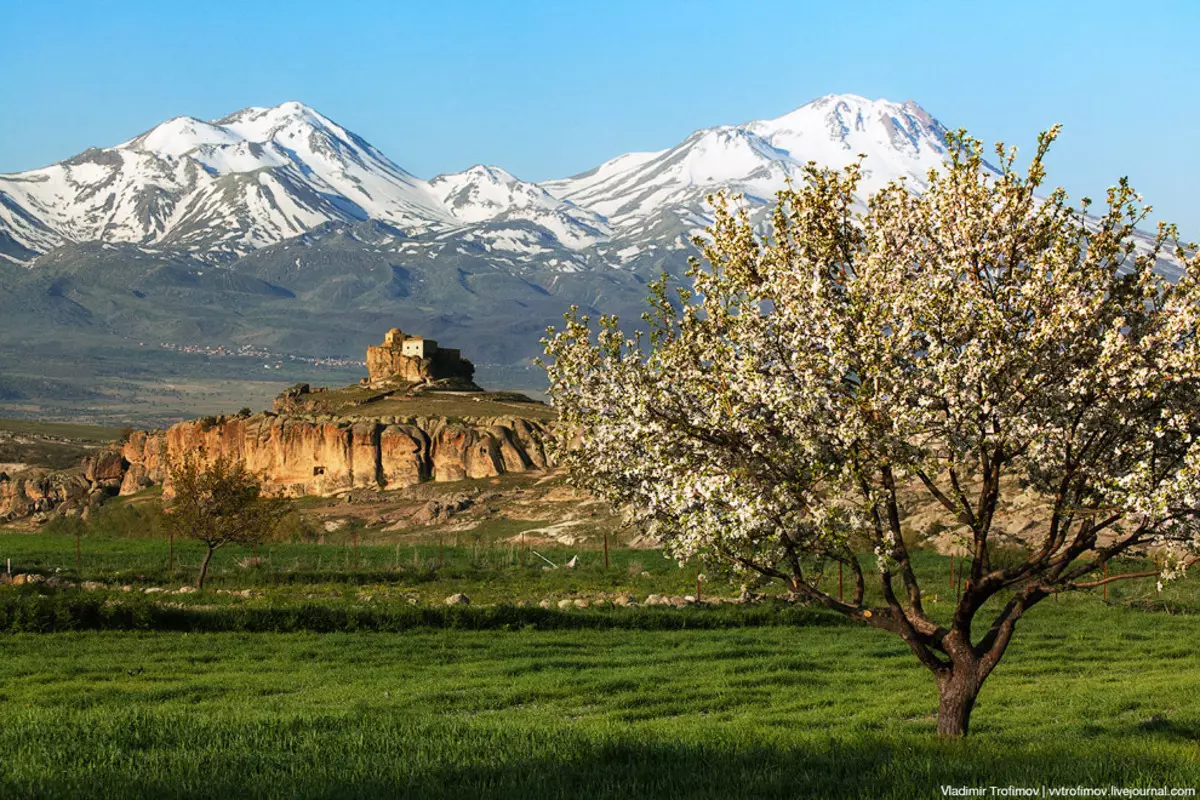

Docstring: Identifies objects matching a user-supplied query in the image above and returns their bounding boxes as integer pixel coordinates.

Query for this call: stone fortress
[365,328,475,386]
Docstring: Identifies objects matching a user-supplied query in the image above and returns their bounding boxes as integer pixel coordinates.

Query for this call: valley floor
[0,601,1197,798]
[1,511,1197,799]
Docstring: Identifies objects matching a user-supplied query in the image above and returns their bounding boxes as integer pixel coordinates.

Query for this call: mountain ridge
[0,94,961,267]
[1,92,1090,409]
[2,94,1184,423]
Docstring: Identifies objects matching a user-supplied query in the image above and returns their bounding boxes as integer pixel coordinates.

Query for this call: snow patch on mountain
[431,164,613,248]
[540,94,974,241]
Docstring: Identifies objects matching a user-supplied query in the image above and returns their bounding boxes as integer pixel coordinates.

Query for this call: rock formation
[0,450,129,522]
[117,412,551,499]
[365,328,475,386]
[2,411,552,522]
[1,330,548,522]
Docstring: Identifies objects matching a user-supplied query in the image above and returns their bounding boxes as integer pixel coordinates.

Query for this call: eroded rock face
[119,413,553,499]
[1,412,553,521]
[380,424,430,487]
[0,464,111,522]
[83,450,128,489]
[0,469,86,520]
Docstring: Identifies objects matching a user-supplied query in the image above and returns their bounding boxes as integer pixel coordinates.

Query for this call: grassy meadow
[1,516,1197,798]
[0,610,1197,799]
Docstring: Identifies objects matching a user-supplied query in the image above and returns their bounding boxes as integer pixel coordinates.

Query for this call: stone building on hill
[366,328,475,385]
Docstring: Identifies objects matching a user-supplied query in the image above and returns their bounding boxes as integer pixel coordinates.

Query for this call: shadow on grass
[1134,715,1200,742]
[2,715,1195,800]
[0,590,854,633]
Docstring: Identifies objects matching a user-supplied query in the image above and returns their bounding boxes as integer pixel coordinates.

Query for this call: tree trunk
[196,546,215,590]
[936,665,982,737]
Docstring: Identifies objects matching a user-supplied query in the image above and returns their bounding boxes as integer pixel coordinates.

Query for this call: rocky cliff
[120,412,552,498]
[0,450,127,522]
[2,411,553,522]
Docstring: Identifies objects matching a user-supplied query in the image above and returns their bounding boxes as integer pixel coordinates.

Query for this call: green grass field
[0,608,1197,799]
[0,527,709,603]
[1,522,1197,798]
[4,526,1195,613]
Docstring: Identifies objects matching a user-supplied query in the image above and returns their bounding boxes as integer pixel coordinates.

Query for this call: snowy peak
[747,94,954,192]
[660,126,792,187]
[119,116,243,157]
[215,101,340,139]
[750,94,947,150]
[0,94,978,267]
[215,101,404,176]
[0,101,459,259]
[431,164,613,248]
[431,164,555,222]
[542,124,793,230]
[542,93,970,236]
[117,102,358,161]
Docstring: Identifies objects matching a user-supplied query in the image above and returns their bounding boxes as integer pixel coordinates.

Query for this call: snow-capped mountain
[430,165,612,248]
[541,94,963,246]
[0,102,455,261]
[0,94,970,268]
[2,92,1188,406]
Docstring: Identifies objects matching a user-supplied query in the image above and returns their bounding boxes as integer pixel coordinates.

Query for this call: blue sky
[2,0,1196,230]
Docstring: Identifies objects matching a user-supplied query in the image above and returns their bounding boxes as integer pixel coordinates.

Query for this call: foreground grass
[0,604,1196,799]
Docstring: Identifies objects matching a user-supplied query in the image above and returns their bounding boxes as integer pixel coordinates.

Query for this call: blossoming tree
[542,128,1200,737]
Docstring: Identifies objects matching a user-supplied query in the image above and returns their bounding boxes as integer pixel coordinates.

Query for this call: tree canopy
[543,127,1200,736]
[164,453,289,589]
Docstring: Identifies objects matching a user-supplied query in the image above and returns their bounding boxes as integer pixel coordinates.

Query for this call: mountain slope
[1,94,975,266]
[541,94,971,246]
[0,93,1064,379]
[4,93,1187,420]
[0,102,456,260]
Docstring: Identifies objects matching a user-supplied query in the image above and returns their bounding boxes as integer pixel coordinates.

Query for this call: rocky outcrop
[119,412,552,499]
[0,448,130,522]
[1,411,553,521]
[273,383,329,414]
[0,469,89,521]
